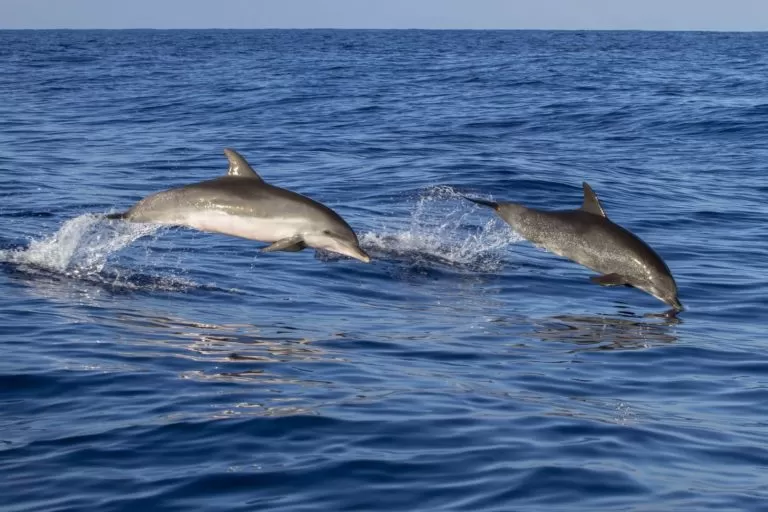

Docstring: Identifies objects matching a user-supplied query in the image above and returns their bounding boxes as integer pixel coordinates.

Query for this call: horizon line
[1,27,767,33]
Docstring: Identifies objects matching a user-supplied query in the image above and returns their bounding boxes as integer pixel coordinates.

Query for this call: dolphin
[106,148,371,263]
[465,183,682,312]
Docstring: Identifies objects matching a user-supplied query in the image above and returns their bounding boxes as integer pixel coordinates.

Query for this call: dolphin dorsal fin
[581,182,607,217]
[223,148,264,181]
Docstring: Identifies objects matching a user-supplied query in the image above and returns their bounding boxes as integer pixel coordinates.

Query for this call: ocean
[1,29,767,511]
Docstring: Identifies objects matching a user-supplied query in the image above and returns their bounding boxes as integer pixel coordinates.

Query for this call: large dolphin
[107,148,370,263]
[465,183,682,311]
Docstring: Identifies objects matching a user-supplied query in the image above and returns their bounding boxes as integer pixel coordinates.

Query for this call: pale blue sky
[1,0,767,31]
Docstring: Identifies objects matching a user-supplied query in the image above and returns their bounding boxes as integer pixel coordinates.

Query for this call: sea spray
[359,185,521,272]
[0,214,160,276]
[0,215,246,294]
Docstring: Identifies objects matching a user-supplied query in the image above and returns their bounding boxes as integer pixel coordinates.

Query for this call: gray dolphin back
[104,148,370,262]
[465,182,682,311]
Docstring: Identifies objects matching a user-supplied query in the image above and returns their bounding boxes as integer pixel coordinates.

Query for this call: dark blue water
[1,29,768,511]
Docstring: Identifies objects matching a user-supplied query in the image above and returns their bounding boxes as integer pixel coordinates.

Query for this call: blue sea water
[1,29,768,511]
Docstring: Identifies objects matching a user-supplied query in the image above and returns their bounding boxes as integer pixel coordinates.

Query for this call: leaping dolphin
[465,183,682,312]
[107,148,371,263]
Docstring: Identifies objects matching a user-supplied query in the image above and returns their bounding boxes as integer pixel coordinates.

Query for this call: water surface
[1,30,768,511]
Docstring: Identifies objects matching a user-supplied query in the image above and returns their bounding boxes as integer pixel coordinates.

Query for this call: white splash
[0,214,160,277]
[360,185,521,272]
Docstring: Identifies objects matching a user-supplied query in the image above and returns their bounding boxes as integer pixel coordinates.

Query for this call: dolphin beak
[337,238,371,263]
[332,238,371,263]
[669,297,684,312]
[352,248,371,263]
[306,232,371,263]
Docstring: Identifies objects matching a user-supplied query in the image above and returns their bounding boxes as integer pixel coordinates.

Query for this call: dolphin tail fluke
[104,212,127,220]
[463,196,500,210]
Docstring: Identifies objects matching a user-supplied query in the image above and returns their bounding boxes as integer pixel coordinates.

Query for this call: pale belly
[178,210,307,242]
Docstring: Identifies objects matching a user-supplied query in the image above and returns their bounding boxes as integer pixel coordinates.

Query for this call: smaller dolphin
[107,149,370,263]
[465,183,682,312]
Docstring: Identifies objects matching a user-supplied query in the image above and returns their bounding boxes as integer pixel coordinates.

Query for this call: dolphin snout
[351,247,371,263]
[336,236,371,263]
[668,296,684,312]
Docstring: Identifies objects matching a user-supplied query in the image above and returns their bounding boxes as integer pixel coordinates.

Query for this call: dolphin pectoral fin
[262,236,307,253]
[590,273,630,287]
[581,182,607,217]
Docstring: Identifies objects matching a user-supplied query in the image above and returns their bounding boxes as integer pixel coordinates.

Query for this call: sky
[1,0,767,31]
